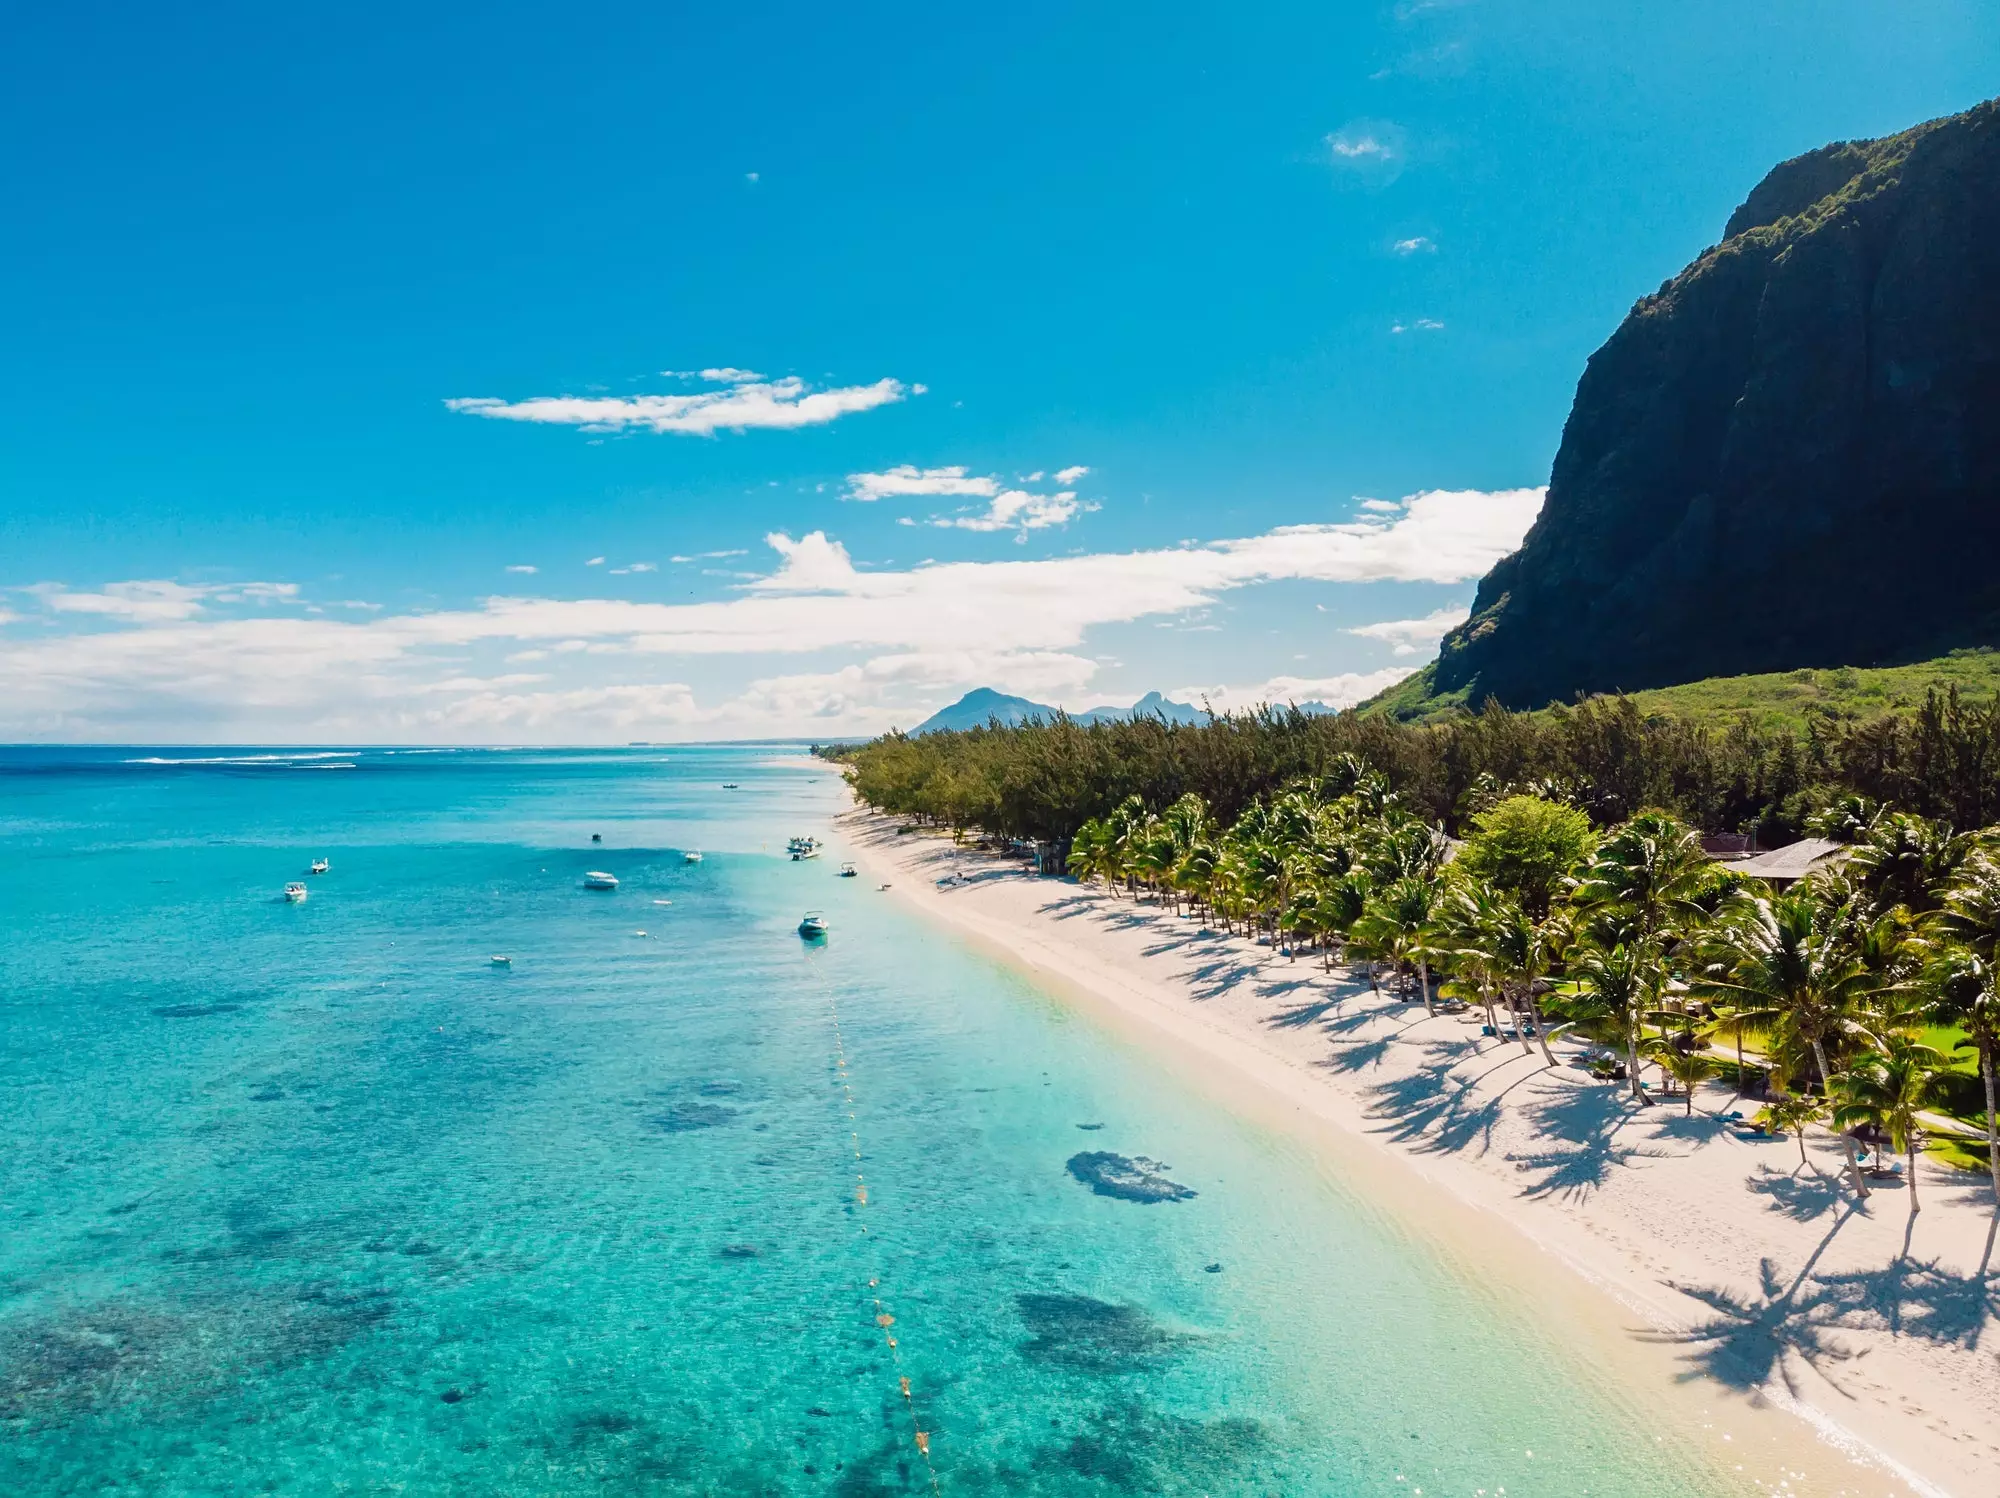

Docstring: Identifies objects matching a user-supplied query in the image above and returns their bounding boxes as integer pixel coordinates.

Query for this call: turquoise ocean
[0,746,1750,1495]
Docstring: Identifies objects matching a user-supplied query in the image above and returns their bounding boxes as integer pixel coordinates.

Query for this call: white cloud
[609,563,658,575]
[697,367,762,383]
[1054,465,1090,484]
[1325,120,1408,183]
[446,373,911,437]
[585,557,605,567]
[1346,604,1470,656]
[505,564,538,575]
[1357,498,1404,513]
[846,465,1000,502]
[1393,236,1435,255]
[0,487,1539,741]
[1176,668,1417,714]
[23,579,297,623]
[932,489,1086,537]
[1390,318,1445,334]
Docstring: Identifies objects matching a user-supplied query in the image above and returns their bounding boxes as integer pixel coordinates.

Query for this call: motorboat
[284,882,309,903]
[721,782,740,789]
[490,954,512,967]
[798,910,828,939]
[838,862,857,878]
[591,833,602,844]
[684,850,704,864]
[583,871,620,890]
[788,835,822,861]
[308,857,330,875]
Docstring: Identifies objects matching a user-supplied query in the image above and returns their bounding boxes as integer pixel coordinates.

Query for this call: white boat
[838,862,857,878]
[798,910,828,938]
[683,850,704,864]
[284,882,309,903]
[308,857,330,875]
[583,871,619,890]
[490,954,512,966]
[786,835,820,857]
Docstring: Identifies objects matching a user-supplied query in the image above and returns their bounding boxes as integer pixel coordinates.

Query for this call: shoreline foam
[835,800,2000,1498]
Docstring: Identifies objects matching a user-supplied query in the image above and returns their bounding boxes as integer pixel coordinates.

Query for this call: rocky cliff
[1426,98,2000,711]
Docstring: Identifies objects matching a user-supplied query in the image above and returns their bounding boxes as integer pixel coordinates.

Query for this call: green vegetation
[1365,649,2000,734]
[834,679,2000,851]
[833,678,2000,1207]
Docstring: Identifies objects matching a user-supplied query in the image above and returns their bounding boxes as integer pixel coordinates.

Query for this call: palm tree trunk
[1417,958,1435,1018]
[1983,1042,1999,1210]
[1908,1139,1921,1214]
[1626,1017,1645,1104]
[1795,1129,1808,1169]
[1505,987,1532,1054]
[1812,1037,1871,1200]
[1525,990,1557,1067]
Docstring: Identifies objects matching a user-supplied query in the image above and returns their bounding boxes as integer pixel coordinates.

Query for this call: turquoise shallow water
[0,747,1748,1495]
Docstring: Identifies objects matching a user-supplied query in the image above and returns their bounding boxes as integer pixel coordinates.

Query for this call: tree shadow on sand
[1745,1164,1845,1223]
[1506,1082,1673,1203]
[1659,1206,2000,1397]
[1365,1064,1505,1158]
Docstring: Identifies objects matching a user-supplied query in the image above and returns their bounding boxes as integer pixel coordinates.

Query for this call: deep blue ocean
[0,746,1746,1495]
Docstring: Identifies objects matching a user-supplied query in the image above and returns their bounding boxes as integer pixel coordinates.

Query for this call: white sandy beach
[835,806,2000,1498]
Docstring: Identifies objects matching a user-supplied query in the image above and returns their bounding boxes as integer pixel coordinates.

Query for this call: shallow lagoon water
[0,746,1750,1494]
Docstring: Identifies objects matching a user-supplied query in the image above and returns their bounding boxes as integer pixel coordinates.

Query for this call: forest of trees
[830,694,2000,1207]
[828,687,2000,853]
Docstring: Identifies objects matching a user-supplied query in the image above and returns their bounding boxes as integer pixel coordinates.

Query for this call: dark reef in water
[648,1102,737,1133]
[1065,1151,1195,1203]
[1015,1292,1191,1374]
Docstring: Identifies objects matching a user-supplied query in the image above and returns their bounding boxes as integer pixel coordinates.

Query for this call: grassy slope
[1358,649,2000,732]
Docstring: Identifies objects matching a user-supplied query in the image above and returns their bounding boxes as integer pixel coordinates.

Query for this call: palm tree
[1924,852,2000,1205]
[1461,893,1562,1066]
[1350,876,1441,1014]
[1757,1092,1827,1171]
[1651,1040,1720,1116]
[1833,1039,1945,1215]
[1919,945,2000,1206]
[1570,942,1649,1101]
[1698,890,1879,1199]
[1848,812,1970,917]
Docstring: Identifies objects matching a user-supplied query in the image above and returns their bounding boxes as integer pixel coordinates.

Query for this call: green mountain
[1410,97,2000,715]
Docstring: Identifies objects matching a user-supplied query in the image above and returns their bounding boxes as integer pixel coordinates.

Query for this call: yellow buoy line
[806,948,943,1494]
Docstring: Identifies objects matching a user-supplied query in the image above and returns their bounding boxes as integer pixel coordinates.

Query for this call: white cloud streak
[0,487,1541,741]
[846,465,1000,502]
[1175,668,1417,715]
[447,373,912,437]
[1346,604,1470,656]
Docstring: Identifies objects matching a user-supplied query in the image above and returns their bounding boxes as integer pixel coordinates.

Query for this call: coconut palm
[1833,1038,1946,1215]
[1758,1093,1827,1171]
[1848,812,1971,917]
[1698,890,1879,1198]
[1651,1040,1720,1116]
[1350,876,1442,1014]
[1569,942,1650,1100]
[1919,945,2000,1205]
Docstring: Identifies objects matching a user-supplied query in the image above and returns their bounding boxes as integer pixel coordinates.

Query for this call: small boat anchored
[284,882,309,903]
[798,910,828,939]
[308,857,330,875]
[837,862,857,878]
[683,850,704,864]
[788,835,821,861]
[721,782,740,790]
[490,954,513,967]
[583,871,620,890]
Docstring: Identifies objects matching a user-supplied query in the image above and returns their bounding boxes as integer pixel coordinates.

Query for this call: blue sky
[1,2,1992,741]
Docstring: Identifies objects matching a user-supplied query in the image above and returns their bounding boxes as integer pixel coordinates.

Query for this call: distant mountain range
[910,688,1206,735]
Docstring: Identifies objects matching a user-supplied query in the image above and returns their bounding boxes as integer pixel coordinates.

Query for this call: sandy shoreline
[832,802,2000,1498]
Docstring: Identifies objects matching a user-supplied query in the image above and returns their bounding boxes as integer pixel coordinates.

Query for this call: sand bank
[836,807,2000,1498]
